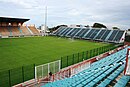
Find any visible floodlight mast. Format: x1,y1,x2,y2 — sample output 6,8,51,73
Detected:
44,6,47,36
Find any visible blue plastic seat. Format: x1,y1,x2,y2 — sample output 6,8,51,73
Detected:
114,75,130,87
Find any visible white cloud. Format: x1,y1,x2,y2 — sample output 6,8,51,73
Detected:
0,0,130,29
0,0,38,8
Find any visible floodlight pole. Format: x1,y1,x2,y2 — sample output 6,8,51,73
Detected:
44,6,47,36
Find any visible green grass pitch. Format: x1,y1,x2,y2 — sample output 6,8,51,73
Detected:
0,36,109,72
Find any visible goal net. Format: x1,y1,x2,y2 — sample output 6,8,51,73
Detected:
35,60,61,82
124,48,130,76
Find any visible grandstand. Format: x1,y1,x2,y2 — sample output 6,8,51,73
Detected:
20,25,32,35
43,46,130,87
0,17,40,37
53,27,126,43
28,25,40,35
0,26,10,36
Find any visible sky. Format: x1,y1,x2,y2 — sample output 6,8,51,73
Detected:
0,0,130,29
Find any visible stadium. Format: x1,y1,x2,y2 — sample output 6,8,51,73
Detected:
0,16,130,87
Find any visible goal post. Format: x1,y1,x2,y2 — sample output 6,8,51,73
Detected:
35,60,61,82
124,48,130,76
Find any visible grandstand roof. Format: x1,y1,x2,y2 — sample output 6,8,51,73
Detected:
0,17,30,23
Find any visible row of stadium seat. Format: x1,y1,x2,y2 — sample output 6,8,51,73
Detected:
52,27,125,43
114,75,130,87
43,47,130,87
0,26,10,36
0,26,40,37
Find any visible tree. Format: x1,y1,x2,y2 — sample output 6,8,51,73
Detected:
128,29,130,31
84,25,90,28
92,23,107,28
113,27,120,30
